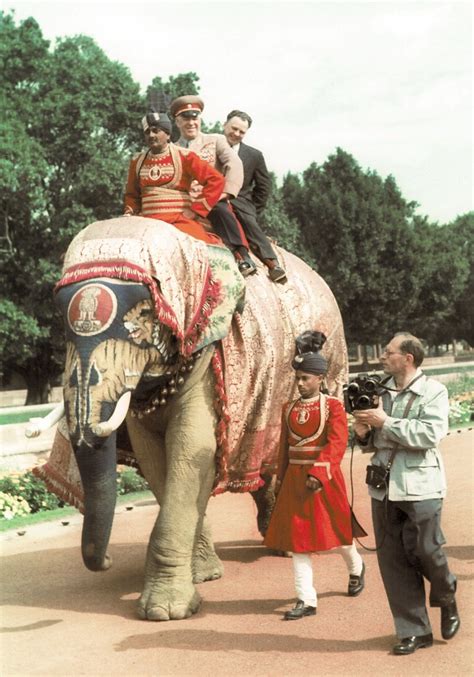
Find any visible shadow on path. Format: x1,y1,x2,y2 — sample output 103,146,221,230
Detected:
114,628,442,654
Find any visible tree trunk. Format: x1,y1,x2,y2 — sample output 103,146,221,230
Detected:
19,351,59,404
360,345,370,371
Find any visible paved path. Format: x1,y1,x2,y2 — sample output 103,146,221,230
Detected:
1,430,473,676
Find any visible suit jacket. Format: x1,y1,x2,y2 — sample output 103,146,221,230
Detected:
231,142,271,217
185,132,243,198
358,372,449,502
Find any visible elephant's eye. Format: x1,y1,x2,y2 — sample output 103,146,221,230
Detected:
140,308,152,317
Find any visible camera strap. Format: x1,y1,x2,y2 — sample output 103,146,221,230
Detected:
381,371,424,394
384,388,420,470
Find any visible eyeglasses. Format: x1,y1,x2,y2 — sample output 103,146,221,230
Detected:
381,350,404,357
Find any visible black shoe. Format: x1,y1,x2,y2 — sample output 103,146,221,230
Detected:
283,600,317,620
441,599,460,639
393,634,433,655
268,266,287,283
238,260,257,277
348,562,365,597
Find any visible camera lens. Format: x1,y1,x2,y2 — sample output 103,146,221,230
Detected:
347,383,360,395
356,395,371,409
364,380,377,392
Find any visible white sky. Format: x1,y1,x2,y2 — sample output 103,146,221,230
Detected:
5,0,473,223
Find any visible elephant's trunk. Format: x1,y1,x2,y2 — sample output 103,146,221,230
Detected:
75,433,117,572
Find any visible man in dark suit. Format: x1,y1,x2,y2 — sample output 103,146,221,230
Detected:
224,111,287,283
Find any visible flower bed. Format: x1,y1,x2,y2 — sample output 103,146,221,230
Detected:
0,466,149,520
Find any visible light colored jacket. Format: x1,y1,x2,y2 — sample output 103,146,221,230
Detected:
359,372,449,501
186,132,244,198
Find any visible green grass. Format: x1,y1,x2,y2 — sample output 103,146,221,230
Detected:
0,489,154,532
425,364,474,376
448,421,473,432
0,407,54,425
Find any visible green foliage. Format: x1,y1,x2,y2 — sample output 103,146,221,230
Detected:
445,373,474,400
448,399,472,428
407,218,470,344
148,71,200,101
281,149,422,343
422,213,474,345
0,466,149,519
0,299,47,363
0,13,235,403
279,149,472,348
0,471,63,513
116,466,149,494
0,12,146,401
0,491,31,519
445,375,473,429
261,174,315,267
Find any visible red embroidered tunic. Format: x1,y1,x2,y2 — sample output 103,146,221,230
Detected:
124,143,224,244
264,393,354,553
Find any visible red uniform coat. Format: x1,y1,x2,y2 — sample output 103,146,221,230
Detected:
264,393,354,553
124,143,224,244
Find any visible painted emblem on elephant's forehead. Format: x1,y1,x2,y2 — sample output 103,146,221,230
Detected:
67,284,117,336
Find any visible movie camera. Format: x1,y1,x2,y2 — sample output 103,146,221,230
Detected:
343,374,384,413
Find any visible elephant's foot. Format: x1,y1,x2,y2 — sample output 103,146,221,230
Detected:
192,549,224,583
138,579,201,621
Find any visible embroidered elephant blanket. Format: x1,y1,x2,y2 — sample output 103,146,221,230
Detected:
35,217,348,508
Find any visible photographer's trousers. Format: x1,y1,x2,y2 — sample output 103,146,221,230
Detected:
372,497,456,638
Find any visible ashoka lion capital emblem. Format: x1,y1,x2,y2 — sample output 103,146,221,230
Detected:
67,284,117,336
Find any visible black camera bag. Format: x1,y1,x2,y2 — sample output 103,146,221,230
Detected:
366,463,391,489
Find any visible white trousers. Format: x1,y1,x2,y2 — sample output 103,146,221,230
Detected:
292,542,363,607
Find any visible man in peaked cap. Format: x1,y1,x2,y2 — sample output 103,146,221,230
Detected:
170,95,205,121
171,95,257,277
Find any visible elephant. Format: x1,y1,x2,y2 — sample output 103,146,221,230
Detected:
34,216,348,621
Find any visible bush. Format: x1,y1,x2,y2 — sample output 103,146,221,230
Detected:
116,466,149,495
0,491,31,520
446,373,474,399
446,374,474,427
0,465,150,519
0,471,63,514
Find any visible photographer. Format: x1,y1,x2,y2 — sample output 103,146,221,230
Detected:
352,333,460,655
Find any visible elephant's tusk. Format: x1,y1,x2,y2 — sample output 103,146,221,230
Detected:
92,391,132,437
25,401,65,438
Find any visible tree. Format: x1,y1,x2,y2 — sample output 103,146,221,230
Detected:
451,212,474,345
261,174,314,267
148,72,221,136
281,149,428,346
1,13,234,402
413,213,473,346
0,13,143,402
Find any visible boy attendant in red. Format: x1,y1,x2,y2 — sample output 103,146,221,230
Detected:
264,331,365,619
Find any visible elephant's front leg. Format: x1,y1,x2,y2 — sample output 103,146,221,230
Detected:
192,515,224,583
139,377,218,621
